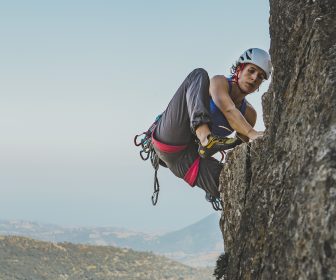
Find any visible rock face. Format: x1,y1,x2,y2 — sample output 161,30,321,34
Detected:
216,0,336,279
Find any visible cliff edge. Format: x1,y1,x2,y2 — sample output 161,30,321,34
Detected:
216,1,336,279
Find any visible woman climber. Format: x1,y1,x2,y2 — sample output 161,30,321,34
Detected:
135,48,272,209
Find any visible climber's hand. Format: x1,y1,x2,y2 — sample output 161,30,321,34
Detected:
247,130,264,140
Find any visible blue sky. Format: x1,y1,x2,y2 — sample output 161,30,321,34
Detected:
0,0,271,232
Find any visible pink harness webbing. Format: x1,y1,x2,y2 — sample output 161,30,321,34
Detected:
152,132,200,187
183,156,200,187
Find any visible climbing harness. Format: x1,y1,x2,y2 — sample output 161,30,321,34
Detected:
134,121,248,210
134,115,163,205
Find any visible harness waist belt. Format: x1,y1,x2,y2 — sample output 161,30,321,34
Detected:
152,132,200,187
152,132,187,153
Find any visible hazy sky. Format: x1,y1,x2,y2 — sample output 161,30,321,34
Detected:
0,0,271,232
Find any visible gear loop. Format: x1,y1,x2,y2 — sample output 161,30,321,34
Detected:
134,114,163,206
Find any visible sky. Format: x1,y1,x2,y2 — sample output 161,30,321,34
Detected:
0,0,271,232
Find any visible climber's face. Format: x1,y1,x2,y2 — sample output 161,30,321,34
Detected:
238,64,266,94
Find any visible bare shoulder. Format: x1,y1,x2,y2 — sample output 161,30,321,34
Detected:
244,101,257,126
210,75,230,95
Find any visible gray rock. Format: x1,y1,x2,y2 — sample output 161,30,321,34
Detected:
216,0,336,279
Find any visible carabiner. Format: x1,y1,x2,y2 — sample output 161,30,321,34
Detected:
212,199,223,211
134,133,145,147
140,150,150,161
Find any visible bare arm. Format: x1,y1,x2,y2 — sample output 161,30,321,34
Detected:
237,102,257,142
209,75,260,139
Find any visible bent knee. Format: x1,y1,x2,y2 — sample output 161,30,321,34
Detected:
188,68,209,84
192,68,209,78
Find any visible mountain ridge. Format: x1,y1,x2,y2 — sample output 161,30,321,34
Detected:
0,213,223,267
0,235,214,280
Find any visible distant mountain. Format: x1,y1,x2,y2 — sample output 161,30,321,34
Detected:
0,214,223,267
0,235,213,280
149,213,224,267
0,219,152,247
153,212,223,253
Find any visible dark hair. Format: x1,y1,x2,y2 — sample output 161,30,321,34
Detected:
230,61,240,77
230,61,245,82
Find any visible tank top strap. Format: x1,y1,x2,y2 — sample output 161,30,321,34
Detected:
240,98,247,114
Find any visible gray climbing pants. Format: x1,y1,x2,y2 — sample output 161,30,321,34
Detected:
153,68,223,198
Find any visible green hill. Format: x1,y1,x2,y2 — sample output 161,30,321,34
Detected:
0,235,214,280
0,214,223,267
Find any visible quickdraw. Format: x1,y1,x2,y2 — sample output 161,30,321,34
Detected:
134,114,162,205
205,192,223,211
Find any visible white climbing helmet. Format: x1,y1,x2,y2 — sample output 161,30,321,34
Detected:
238,48,272,80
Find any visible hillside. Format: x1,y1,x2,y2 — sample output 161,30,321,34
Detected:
154,213,222,254
0,219,153,248
0,235,214,280
0,214,223,267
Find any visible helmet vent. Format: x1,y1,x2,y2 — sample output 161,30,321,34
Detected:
240,56,244,61
245,52,251,60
